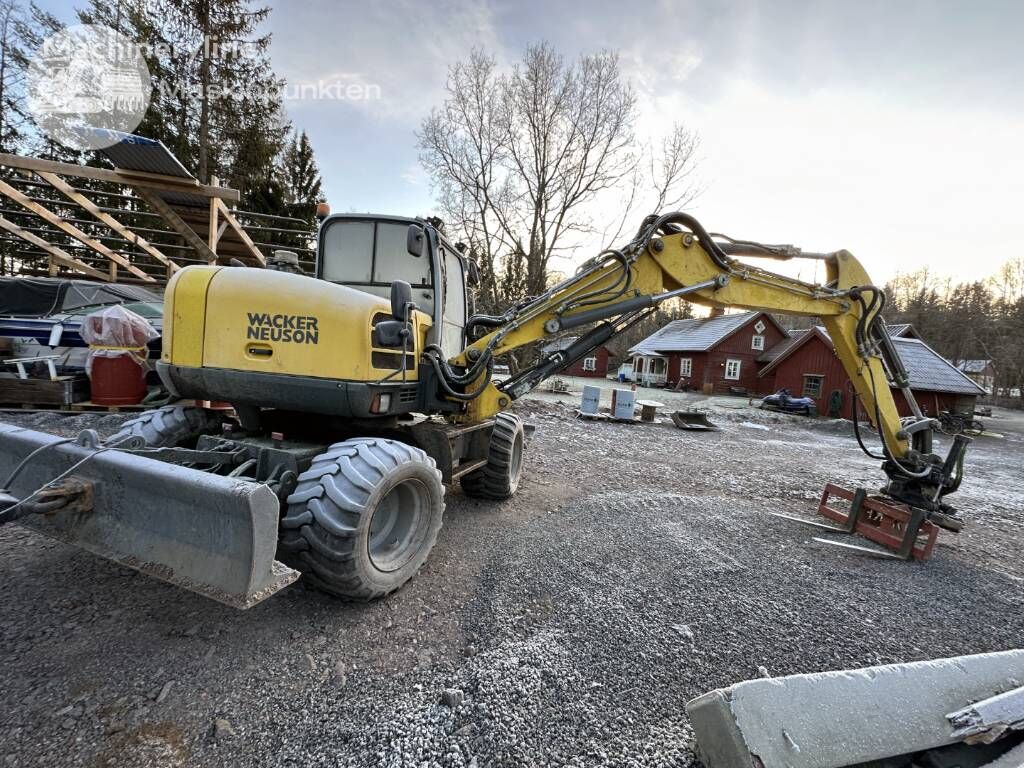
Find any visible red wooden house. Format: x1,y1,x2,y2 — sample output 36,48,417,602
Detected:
540,336,613,378
627,310,788,393
757,325,986,418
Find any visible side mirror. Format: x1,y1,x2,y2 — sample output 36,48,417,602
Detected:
391,279,413,319
407,224,424,257
466,258,480,287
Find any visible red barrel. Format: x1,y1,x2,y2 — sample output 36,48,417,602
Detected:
90,354,147,405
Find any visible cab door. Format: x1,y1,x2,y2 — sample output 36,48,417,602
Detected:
439,245,467,358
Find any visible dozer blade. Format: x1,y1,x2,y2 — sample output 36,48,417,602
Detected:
0,423,298,609
671,410,720,431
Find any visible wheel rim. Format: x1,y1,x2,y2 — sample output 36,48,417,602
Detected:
367,478,427,572
509,431,525,483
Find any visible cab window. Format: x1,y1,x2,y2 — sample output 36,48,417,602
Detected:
374,223,431,286
321,220,373,283
319,219,433,313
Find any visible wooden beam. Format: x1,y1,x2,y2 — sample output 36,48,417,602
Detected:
0,153,240,202
208,176,220,264
0,178,155,282
0,214,109,281
136,188,217,263
216,198,265,265
36,171,180,274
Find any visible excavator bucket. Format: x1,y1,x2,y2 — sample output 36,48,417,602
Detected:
0,423,298,608
671,410,720,431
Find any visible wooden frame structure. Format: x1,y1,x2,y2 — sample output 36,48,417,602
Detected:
0,153,316,285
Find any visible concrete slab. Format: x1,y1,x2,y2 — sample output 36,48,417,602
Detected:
686,650,1024,768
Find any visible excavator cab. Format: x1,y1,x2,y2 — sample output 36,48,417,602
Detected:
316,214,470,357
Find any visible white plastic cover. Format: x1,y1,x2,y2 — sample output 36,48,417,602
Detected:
80,305,158,377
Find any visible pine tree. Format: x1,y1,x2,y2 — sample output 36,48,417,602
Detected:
1,0,78,159
160,0,289,191
281,130,323,216
0,0,28,153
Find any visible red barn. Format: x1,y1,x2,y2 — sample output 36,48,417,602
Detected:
627,310,788,393
757,325,986,418
540,337,613,378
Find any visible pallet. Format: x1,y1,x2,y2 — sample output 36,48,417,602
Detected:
67,400,153,413
0,402,153,415
0,374,89,408
816,483,938,561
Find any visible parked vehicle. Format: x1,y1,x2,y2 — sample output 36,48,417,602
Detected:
760,388,817,416
937,410,984,436
0,278,163,369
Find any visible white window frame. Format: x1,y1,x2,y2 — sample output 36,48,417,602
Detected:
751,334,765,351
582,356,597,372
679,357,692,377
724,358,742,380
802,374,824,398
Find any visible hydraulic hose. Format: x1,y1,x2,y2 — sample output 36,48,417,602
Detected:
633,211,733,271
426,352,494,401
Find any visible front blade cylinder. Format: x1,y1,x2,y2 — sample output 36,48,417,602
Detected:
0,423,298,608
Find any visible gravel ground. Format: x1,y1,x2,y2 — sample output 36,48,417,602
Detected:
0,399,1022,767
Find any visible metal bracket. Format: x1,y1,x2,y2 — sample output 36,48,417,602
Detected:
0,476,93,524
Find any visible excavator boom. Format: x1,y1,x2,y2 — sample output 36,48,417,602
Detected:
434,212,968,523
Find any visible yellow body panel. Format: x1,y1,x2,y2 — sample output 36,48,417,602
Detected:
163,266,425,381
162,266,217,367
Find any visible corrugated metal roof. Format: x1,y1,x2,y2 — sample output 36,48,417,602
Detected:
885,323,915,338
100,132,208,208
892,339,987,395
101,132,194,179
628,311,767,355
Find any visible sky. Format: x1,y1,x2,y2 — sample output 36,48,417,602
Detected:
39,0,1024,285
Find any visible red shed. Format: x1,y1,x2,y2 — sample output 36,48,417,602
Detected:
627,310,787,394
757,325,986,418
540,336,612,378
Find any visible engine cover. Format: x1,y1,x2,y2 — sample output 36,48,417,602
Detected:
158,266,425,413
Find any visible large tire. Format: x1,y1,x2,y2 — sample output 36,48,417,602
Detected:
106,405,224,448
279,438,445,600
461,412,525,500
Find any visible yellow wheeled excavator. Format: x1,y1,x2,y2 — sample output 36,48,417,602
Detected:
0,211,970,607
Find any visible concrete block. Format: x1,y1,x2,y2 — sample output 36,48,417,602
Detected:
685,650,1024,768
580,385,601,415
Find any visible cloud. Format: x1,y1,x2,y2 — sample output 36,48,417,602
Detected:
270,0,506,124
262,0,1023,286
608,46,1024,284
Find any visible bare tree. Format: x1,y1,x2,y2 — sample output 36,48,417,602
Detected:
418,42,699,312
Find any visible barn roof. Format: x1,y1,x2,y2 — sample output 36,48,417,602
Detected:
757,327,833,377
757,328,809,363
950,359,992,374
885,323,919,339
628,311,783,356
892,339,986,395
758,325,986,396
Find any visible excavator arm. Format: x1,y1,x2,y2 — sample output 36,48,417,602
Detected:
431,212,969,522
